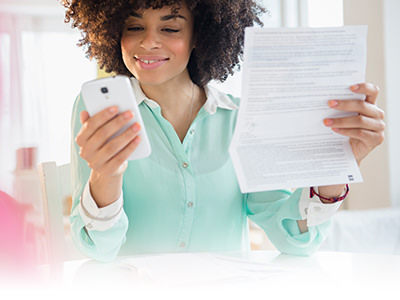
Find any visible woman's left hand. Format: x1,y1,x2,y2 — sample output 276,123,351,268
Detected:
323,83,385,166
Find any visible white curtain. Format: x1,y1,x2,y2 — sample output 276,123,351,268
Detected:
0,14,25,194
0,10,97,195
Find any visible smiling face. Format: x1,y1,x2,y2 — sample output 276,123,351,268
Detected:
121,4,195,86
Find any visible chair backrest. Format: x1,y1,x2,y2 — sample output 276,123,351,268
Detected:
37,161,84,263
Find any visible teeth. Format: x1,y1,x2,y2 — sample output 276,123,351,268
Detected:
138,58,162,64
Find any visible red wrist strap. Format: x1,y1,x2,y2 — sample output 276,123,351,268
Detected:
309,184,349,203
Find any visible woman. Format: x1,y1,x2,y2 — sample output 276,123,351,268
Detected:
63,0,385,262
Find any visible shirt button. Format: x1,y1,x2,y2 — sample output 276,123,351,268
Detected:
187,201,193,208
190,129,195,135
86,223,93,230
182,162,189,168
179,242,186,248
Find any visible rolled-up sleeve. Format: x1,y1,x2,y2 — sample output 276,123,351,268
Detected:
79,181,124,231
69,94,129,262
246,188,331,256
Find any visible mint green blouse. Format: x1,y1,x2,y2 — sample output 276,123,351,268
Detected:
70,78,330,262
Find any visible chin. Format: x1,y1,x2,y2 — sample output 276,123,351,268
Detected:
136,77,167,86
133,72,175,86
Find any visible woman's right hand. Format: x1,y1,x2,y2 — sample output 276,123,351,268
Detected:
75,106,141,207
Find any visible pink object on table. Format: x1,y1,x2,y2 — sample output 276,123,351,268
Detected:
0,190,36,275
16,147,37,170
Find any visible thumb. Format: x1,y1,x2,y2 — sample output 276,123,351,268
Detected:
80,111,89,124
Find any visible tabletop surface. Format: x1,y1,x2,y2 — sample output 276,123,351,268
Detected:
58,250,400,289
3,250,400,299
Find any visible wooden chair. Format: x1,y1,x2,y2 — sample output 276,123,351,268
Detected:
37,161,85,264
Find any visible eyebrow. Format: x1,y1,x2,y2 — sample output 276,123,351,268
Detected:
130,12,187,21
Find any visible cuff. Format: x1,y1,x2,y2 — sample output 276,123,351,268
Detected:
78,180,124,232
298,187,343,227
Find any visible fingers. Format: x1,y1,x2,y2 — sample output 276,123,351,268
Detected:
330,128,385,147
86,122,141,171
350,83,380,104
327,99,385,120
324,114,386,132
102,135,141,175
327,82,384,165
76,106,119,147
325,92,385,135
75,104,143,178
83,110,135,158
80,111,90,124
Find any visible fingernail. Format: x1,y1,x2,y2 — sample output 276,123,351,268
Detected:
328,100,338,107
124,111,133,119
109,106,117,113
350,84,359,91
132,123,141,132
324,119,333,126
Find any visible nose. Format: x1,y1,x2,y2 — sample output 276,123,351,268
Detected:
140,29,161,50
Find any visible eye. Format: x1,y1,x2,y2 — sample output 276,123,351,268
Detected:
163,28,180,33
127,27,143,32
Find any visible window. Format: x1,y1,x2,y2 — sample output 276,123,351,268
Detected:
21,29,97,165
307,0,343,27
0,10,97,193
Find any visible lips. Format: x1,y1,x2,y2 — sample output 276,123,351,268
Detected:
134,56,169,70
135,56,169,63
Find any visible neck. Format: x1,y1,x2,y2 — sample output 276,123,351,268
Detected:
138,71,207,142
139,71,195,114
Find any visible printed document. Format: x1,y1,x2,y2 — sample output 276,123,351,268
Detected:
229,26,367,193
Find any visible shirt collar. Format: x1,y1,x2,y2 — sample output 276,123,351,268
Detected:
129,77,238,115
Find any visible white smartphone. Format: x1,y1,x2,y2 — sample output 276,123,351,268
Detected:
81,75,151,160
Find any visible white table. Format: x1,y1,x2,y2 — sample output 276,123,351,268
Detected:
61,251,399,295
5,251,400,299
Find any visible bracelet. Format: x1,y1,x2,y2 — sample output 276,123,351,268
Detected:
309,184,349,203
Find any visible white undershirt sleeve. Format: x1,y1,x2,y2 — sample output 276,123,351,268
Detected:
78,180,124,231
298,187,343,227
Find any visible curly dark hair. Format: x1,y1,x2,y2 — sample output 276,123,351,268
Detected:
62,0,265,86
